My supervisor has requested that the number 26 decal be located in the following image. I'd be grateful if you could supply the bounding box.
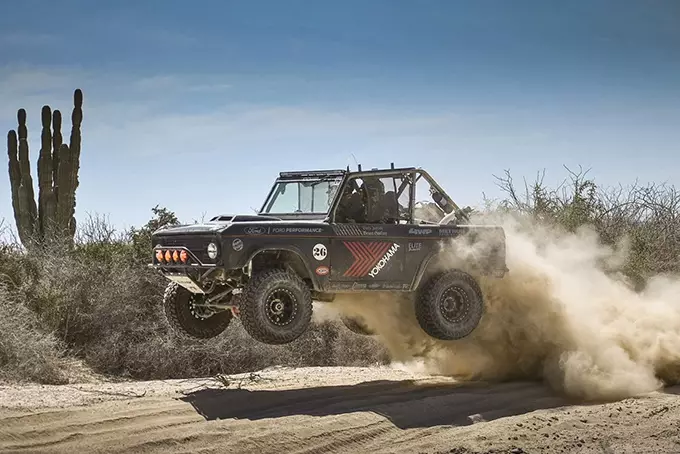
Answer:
[313,243,327,261]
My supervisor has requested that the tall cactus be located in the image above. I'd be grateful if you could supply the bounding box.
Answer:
[6,89,83,248]
[38,105,56,237]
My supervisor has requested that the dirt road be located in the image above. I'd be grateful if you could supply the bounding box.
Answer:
[1,366,679,454]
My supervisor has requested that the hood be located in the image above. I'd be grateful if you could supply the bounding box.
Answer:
[152,213,285,236]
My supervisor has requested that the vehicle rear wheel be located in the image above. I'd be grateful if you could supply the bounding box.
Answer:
[240,268,313,345]
[415,270,484,340]
[341,315,375,336]
[163,281,233,340]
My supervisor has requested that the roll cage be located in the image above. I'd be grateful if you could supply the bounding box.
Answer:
[258,165,469,224]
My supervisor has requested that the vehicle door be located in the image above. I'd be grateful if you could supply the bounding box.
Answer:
[328,174,410,291]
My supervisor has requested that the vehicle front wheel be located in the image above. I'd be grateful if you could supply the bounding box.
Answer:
[239,268,314,345]
[415,270,485,341]
[163,281,233,340]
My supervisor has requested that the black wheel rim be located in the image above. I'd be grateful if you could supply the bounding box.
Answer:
[439,287,470,323]
[265,289,297,326]
[188,294,214,320]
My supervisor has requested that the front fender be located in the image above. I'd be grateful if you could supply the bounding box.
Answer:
[244,245,321,291]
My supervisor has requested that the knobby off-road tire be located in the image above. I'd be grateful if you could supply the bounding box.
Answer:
[415,269,484,341]
[341,315,375,336]
[240,268,313,345]
[163,281,233,340]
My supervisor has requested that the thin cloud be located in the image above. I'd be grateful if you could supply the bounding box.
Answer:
[4,65,674,233]
[187,83,233,92]
[0,66,565,167]
[0,32,61,47]
[126,25,198,48]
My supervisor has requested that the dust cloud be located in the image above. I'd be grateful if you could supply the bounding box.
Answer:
[328,213,680,401]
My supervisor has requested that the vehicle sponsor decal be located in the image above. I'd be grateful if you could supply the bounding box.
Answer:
[232,238,243,251]
[315,265,330,276]
[327,281,410,291]
[369,243,400,277]
[271,227,324,234]
[361,225,387,236]
[408,228,433,235]
[312,243,328,261]
[408,242,422,252]
[244,226,267,235]
[439,227,462,236]
[343,241,400,278]
[242,226,325,235]
[332,225,387,236]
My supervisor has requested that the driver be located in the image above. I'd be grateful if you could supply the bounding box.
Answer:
[362,177,386,223]
[336,180,365,223]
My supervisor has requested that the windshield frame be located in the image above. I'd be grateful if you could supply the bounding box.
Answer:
[258,175,345,218]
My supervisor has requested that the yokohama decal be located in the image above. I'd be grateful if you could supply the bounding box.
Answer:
[343,242,400,278]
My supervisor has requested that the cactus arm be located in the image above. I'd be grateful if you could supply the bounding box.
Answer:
[66,89,82,234]
[7,129,30,245]
[38,105,56,238]
[16,108,38,244]
[52,109,62,201]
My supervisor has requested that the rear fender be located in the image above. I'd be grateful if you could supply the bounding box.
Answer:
[410,251,443,291]
[411,241,507,290]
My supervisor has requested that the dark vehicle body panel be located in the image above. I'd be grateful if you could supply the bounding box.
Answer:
[151,219,506,293]
[151,166,507,294]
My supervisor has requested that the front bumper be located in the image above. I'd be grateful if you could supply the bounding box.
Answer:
[149,245,220,294]
[150,245,218,269]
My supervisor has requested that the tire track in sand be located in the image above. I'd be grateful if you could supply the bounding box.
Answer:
[0,376,570,454]
[2,371,677,454]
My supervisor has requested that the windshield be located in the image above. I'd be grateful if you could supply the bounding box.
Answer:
[261,178,341,214]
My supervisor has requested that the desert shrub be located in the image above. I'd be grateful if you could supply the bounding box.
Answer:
[9,246,386,380]
[492,166,680,284]
[3,248,388,380]
[0,284,67,384]
[0,208,388,381]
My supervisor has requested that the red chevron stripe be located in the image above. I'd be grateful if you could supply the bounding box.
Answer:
[353,243,378,277]
[343,242,369,277]
[343,241,394,277]
[354,242,387,277]
[346,241,374,277]
[344,241,370,277]
[352,242,378,277]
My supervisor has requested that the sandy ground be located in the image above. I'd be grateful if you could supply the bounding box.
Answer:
[0,366,679,454]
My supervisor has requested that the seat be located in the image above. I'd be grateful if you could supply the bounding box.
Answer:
[382,191,399,223]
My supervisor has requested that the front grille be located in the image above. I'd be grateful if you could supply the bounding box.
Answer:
[155,235,215,263]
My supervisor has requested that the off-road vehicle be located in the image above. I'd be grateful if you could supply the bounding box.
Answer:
[150,164,508,345]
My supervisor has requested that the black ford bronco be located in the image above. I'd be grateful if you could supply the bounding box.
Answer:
[150,164,507,345]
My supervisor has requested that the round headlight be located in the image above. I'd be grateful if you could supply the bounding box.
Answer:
[207,242,218,259]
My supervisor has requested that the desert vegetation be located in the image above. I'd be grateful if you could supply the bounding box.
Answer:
[1,89,389,385]
[3,90,680,386]
[3,167,679,386]
[0,207,392,384]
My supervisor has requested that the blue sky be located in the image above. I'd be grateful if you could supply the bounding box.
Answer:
[2,0,680,233]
